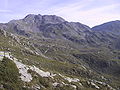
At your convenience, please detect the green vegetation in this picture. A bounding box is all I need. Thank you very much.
[0,57,22,90]
[0,29,120,89]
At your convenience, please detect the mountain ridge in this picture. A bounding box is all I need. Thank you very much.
[0,14,120,90]
[0,14,120,49]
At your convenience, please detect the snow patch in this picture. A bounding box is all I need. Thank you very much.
[94,80,106,86]
[87,81,100,89]
[29,66,56,78]
[59,74,79,82]
[14,60,33,82]
[0,51,56,82]
[107,84,116,90]
[79,83,83,86]
[65,77,79,83]
[53,82,59,87]
[91,82,100,89]
[71,85,77,89]
[101,76,107,80]
[90,79,115,90]
[62,82,68,85]
[32,84,40,90]
[62,82,77,89]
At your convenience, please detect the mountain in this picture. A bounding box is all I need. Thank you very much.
[92,20,120,49]
[0,14,120,90]
[0,14,92,45]
[1,14,120,48]
[92,20,120,34]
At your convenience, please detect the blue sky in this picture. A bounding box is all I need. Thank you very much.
[0,0,120,27]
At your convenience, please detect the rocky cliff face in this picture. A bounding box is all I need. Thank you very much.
[1,14,120,49]
[0,14,92,43]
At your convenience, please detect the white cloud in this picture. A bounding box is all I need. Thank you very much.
[42,1,120,27]
[0,0,119,27]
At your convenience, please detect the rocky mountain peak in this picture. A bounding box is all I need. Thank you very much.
[24,14,36,19]
[42,15,65,24]
[23,14,65,24]
[0,14,91,40]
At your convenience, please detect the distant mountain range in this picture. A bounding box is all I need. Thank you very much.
[0,14,120,90]
[1,14,120,49]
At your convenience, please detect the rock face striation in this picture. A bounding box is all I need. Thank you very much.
[0,14,92,45]
[1,14,120,49]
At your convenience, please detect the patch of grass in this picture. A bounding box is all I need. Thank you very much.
[0,57,22,90]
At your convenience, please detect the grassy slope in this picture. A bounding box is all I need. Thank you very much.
[0,57,22,90]
[0,29,120,89]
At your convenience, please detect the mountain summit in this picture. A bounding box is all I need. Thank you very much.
[0,14,91,42]
[23,14,66,24]
[0,14,120,47]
